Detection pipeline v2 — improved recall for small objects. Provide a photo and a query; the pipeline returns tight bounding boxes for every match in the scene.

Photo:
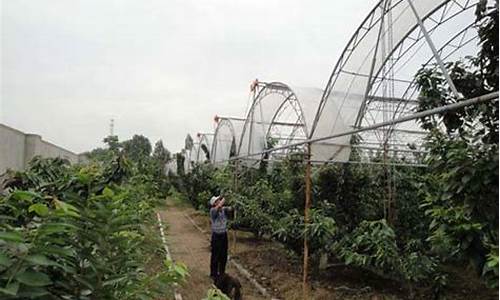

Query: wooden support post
[303,143,312,300]
[232,159,239,255]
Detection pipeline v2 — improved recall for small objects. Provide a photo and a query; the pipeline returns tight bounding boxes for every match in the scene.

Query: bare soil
[159,203,263,300]
[159,201,497,300]
[187,208,498,300]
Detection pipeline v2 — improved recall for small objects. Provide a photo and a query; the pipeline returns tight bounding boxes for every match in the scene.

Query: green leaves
[11,191,40,202]
[0,252,13,268]
[24,254,58,267]
[29,203,49,217]
[53,198,80,217]
[0,231,24,243]
[15,270,52,287]
[103,187,115,198]
[0,282,20,296]
[203,287,231,300]
[414,8,499,287]
[0,156,184,300]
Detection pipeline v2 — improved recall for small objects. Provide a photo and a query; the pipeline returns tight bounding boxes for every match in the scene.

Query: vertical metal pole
[355,0,389,127]
[303,142,312,300]
[407,0,460,98]
[248,86,257,157]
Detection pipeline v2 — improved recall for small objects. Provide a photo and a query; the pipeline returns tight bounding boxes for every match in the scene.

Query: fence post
[303,142,312,300]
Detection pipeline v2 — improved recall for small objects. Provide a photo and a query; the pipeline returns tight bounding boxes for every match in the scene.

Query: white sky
[1,0,373,154]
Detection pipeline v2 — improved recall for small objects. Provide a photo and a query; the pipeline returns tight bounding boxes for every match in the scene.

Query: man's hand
[216,197,225,210]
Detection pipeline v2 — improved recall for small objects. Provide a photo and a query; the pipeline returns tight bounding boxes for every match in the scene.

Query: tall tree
[185,134,194,151]
[152,140,171,175]
[103,135,120,153]
[122,135,152,164]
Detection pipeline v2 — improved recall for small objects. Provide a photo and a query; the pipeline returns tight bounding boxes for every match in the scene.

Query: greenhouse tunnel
[309,0,481,163]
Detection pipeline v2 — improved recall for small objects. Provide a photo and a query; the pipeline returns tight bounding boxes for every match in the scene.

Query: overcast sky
[1,0,373,154]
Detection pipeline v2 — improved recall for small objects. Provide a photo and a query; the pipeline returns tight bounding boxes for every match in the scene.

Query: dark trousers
[210,232,228,278]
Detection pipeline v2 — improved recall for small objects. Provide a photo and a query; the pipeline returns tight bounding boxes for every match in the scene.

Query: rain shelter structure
[211,116,244,166]
[183,147,194,174]
[189,0,484,167]
[179,0,496,298]
[237,82,326,165]
[165,160,177,176]
[231,0,482,166]
[309,0,481,163]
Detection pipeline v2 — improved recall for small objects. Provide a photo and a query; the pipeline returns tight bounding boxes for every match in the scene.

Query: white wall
[0,124,26,173]
[0,123,82,174]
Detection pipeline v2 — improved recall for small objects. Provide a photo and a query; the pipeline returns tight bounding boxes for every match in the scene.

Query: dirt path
[159,204,264,300]
[158,201,498,300]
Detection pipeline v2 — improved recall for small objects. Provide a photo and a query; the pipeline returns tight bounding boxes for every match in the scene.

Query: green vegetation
[203,287,230,300]
[0,133,186,299]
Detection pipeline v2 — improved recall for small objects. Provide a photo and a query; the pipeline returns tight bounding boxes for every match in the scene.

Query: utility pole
[110,118,115,136]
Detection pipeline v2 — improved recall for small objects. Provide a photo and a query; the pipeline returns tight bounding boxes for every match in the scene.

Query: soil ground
[159,202,263,300]
[159,200,498,300]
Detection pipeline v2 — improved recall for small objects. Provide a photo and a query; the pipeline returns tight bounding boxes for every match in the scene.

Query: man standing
[209,195,228,281]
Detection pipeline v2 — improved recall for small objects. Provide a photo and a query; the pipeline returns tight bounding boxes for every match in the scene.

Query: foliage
[415,0,498,287]
[177,159,434,287]
[0,156,186,299]
[88,134,174,197]
[122,134,152,162]
[333,220,437,284]
[184,134,194,151]
[152,140,171,193]
[103,135,121,153]
[203,287,230,300]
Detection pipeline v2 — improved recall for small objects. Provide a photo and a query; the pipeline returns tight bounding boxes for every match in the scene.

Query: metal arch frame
[355,0,477,127]
[361,19,479,153]
[388,23,479,123]
[265,91,309,151]
[363,19,478,149]
[368,6,477,110]
[211,118,237,164]
[358,12,478,154]
[309,0,396,138]
[237,82,308,159]
[191,142,199,165]
[307,0,479,165]
[365,1,478,120]
[309,0,475,139]
[228,92,498,161]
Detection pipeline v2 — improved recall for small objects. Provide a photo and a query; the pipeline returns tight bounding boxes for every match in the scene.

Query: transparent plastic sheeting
[293,87,353,162]
[235,84,353,165]
[165,160,177,175]
[192,0,480,167]
[237,84,308,166]
[311,0,479,161]
[356,0,478,159]
[211,119,244,166]
[183,149,192,173]
[238,86,287,160]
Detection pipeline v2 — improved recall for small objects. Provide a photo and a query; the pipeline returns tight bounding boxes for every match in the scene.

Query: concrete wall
[0,124,26,173]
[0,123,82,174]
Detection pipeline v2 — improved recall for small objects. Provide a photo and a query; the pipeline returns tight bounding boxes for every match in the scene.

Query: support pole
[407,0,460,98]
[303,142,312,300]
[232,159,239,254]
[355,0,389,127]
